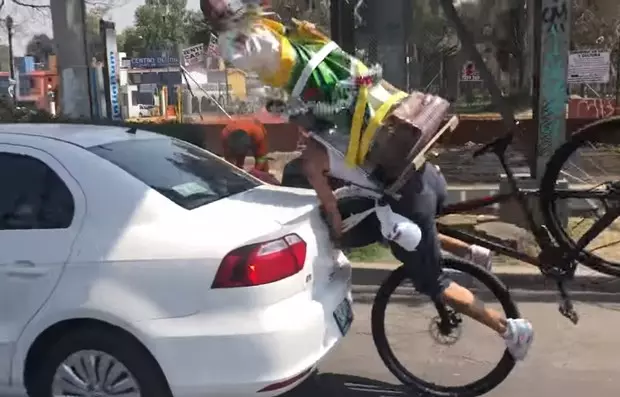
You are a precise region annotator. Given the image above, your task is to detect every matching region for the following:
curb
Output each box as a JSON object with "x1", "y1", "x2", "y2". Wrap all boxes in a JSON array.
[{"x1": 351, "y1": 262, "x2": 620, "y2": 293}]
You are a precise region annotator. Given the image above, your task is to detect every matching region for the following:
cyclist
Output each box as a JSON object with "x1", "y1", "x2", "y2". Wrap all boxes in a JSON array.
[{"x1": 202, "y1": 0, "x2": 533, "y2": 360}]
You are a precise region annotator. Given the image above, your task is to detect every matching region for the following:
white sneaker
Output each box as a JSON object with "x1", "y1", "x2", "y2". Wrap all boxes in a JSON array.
[
  {"x1": 468, "y1": 245, "x2": 492, "y2": 272},
  {"x1": 503, "y1": 318, "x2": 534, "y2": 361}
]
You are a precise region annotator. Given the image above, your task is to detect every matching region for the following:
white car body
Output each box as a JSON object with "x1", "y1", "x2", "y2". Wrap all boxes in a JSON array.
[{"x1": 0, "y1": 124, "x2": 352, "y2": 397}]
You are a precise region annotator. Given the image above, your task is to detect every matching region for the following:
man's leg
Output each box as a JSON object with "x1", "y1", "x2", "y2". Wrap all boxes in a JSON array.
[
  {"x1": 439, "y1": 234, "x2": 492, "y2": 271},
  {"x1": 388, "y1": 164, "x2": 533, "y2": 360}
]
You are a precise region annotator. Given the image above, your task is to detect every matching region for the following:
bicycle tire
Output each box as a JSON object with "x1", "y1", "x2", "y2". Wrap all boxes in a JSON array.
[
  {"x1": 371, "y1": 256, "x2": 519, "y2": 397},
  {"x1": 540, "y1": 116, "x2": 620, "y2": 277}
]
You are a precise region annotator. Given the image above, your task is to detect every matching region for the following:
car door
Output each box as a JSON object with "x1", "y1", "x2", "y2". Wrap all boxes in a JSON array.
[{"x1": 0, "y1": 144, "x2": 85, "y2": 386}]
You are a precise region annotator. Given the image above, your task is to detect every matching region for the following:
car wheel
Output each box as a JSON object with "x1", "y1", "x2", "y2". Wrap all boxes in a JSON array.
[{"x1": 29, "y1": 326, "x2": 171, "y2": 397}]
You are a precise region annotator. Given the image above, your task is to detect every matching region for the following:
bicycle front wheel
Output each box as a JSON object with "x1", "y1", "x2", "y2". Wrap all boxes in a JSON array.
[
  {"x1": 371, "y1": 256, "x2": 519, "y2": 397},
  {"x1": 540, "y1": 116, "x2": 620, "y2": 277}
]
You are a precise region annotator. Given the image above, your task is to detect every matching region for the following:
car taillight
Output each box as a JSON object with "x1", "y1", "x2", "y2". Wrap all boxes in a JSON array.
[{"x1": 212, "y1": 234, "x2": 307, "y2": 288}]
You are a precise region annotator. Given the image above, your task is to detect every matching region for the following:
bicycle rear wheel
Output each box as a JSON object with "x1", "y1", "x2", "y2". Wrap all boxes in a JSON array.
[
  {"x1": 371, "y1": 256, "x2": 519, "y2": 397},
  {"x1": 540, "y1": 117, "x2": 620, "y2": 277}
]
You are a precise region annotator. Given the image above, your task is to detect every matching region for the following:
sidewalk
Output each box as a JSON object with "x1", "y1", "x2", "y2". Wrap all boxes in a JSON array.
[{"x1": 351, "y1": 262, "x2": 620, "y2": 293}]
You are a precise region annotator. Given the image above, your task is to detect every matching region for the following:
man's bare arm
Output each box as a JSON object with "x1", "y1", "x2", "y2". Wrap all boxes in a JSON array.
[{"x1": 300, "y1": 139, "x2": 338, "y2": 215}]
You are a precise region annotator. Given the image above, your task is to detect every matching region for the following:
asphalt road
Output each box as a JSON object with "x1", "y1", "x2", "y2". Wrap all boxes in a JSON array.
[{"x1": 287, "y1": 289, "x2": 620, "y2": 397}]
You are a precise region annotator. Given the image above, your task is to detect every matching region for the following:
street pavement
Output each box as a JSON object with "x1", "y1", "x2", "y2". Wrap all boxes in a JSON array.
[{"x1": 286, "y1": 288, "x2": 620, "y2": 397}]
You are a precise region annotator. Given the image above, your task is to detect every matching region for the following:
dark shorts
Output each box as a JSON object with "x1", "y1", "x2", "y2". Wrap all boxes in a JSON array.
[{"x1": 385, "y1": 163, "x2": 451, "y2": 299}]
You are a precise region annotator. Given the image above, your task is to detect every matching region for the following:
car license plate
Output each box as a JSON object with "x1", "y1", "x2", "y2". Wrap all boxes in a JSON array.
[{"x1": 333, "y1": 298, "x2": 353, "y2": 336}]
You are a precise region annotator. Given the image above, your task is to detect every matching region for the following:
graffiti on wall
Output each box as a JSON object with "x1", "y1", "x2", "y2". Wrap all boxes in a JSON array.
[
  {"x1": 537, "y1": 0, "x2": 569, "y2": 172},
  {"x1": 568, "y1": 98, "x2": 619, "y2": 119}
]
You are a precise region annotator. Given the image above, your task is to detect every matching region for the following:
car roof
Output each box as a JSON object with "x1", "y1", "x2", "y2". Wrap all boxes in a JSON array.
[{"x1": 0, "y1": 123, "x2": 167, "y2": 148}]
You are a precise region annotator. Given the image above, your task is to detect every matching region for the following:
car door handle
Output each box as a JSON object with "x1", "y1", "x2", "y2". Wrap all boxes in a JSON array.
[
  {"x1": 13, "y1": 260, "x2": 35, "y2": 267},
  {"x1": 0, "y1": 261, "x2": 46, "y2": 278}
]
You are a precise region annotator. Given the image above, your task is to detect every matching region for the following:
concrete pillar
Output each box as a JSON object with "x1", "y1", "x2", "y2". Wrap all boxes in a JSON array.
[
  {"x1": 374, "y1": 0, "x2": 407, "y2": 90},
  {"x1": 533, "y1": 0, "x2": 570, "y2": 179},
  {"x1": 51, "y1": 0, "x2": 92, "y2": 119}
]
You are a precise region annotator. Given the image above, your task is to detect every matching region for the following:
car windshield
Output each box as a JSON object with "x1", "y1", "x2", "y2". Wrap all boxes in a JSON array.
[{"x1": 89, "y1": 138, "x2": 260, "y2": 210}]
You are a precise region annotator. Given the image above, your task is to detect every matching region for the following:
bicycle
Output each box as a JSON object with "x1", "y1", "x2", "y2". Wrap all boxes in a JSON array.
[
  {"x1": 328, "y1": 114, "x2": 620, "y2": 397},
  {"x1": 343, "y1": 0, "x2": 620, "y2": 394}
]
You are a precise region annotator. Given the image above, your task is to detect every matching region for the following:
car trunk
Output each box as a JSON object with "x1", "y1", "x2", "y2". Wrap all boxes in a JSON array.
[{"x1": 188, "y1": 185, "x2": 342, "y2": 309}]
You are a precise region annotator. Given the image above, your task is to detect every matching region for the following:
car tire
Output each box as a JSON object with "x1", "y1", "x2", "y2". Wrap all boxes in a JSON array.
[{"x1": 28, "y1": 325, "x2": 171, "y2": 397}]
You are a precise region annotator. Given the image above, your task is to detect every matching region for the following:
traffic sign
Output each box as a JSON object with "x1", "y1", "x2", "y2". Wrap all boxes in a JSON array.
[{"x1": 460, "y1": 61, "x2": 481, "y2": 82}]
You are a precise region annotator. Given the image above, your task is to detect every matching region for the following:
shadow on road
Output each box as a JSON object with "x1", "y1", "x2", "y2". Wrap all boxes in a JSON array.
[{"x1": 285, "y1": 373, "x2": 407, "y2": 397}]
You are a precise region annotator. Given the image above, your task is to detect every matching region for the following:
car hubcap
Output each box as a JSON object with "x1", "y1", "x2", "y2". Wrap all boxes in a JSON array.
[{"x1": 51, "y1": 350, "x2": 141, "y2": 397}]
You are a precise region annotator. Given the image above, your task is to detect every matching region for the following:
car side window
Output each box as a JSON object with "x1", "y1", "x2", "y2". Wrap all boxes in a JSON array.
[{"x1": 0, "y1": 152, "x2": 75, "y2": 230}]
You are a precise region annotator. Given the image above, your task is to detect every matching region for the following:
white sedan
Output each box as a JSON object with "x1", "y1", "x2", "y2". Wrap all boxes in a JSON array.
[{"x1": 0, "y1": 124, "x2": 353, "y2": 397}]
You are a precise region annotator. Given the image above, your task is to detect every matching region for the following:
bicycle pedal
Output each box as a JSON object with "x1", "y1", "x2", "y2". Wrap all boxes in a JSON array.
[{"x1": 558, "y1": 302, "x2": 579, "y2": 325}]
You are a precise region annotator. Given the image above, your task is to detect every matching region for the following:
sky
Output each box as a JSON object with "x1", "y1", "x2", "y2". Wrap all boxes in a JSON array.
[{"x1": 6, "y1": 0, "x2": 202, "y2": 55}]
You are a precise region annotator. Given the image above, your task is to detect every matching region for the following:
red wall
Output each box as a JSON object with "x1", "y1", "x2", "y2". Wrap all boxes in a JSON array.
[{"x1": 567, "y1": 98, "x2": 619, "y2": 119}]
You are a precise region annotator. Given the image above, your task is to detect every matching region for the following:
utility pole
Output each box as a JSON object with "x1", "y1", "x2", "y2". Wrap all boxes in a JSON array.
[
  {"x1": 50, "y1": 0, "x2": 93, "y2": 119},
  {"x1": 330, "y1": 0, "x2": 355, "y2": 54},
  {"x1": 6, "y1": 16, "x2": 15, "y2": 105},
  {"x1": 378, "y1": 0, "x2": 408, "y2": 89}
]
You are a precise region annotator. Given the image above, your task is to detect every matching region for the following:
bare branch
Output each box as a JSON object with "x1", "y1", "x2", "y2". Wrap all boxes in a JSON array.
[{"x1": 11, "y1": 0, "x2": 49, "y2": 8}]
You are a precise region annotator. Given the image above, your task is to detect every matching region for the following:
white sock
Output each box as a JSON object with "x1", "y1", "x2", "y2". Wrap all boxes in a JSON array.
[
  {"x1": 468, "y1": 245, "x2": 491, "y2": 266},
  {"x1": 502, "y1": 323, "x2": 513, "y2": 339}
]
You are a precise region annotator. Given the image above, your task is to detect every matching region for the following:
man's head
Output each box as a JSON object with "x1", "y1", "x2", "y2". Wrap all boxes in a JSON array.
[{"x1": 223, "y1": 129, "x2": 252, "y2": 167}]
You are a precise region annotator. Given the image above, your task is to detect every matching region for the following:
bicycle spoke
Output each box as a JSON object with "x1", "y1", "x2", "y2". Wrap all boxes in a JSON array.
[
  {"x1": 575, "y1": 209, "x2": 620, "y2": 251},
  {"x1": 589, "y1": 238, "x2": 620, "y2": 253}
]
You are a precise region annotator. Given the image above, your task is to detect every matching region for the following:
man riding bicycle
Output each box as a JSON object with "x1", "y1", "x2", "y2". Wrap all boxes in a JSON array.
[{"x1": 201, "y1": 0, "x2": 533, "y2": 361}]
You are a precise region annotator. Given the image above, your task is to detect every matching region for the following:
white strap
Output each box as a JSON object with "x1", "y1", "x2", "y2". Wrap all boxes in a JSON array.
[{"x1": 291, "y1": 41, "x2": 340, "y2": 98}]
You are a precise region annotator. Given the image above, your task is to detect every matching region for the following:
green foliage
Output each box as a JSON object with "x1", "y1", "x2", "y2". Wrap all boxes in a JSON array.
[
  {"x1": 117, "y1": 27, "x2": 146, "y2": 57},
  {"x1": 25, "y1": 34, "x2": 54, "y2": 64},
  {"x1": 0, "y1": 44, "x2": 9, "y2": 73},
  {"x1": 185, "y1": 10, "x2": 212, "y2": 46},
  {"x1": 25, "y1": 6, "x2": 111, "y2": 63},
  {"x1": 134, "y1": 0, "x2": 189, "y2": 52},
  {"x1": 270, "y1": 0, "x2": 330, "y2": 31},
  {"x1": 0, "y1": 100, "x2": 206, "y2": 147},
  {"x1": 347, "y1": 243, "x2": 395, "y2": 263},
  {"x1": 85, "y1": 6, "x2": 110, "y2": 61},
  {"x1": 116, "y1": 0, "x2": 212, "y2": 57}
]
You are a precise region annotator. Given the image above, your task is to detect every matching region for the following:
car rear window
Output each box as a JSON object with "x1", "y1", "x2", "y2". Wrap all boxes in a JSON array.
[{"x1": 89, "y1": 138, "x2": 260, "y2": 210}]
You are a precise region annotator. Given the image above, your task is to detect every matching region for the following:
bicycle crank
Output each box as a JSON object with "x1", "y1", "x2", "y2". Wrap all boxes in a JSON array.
[{"x1": 557, "y1": 281, "x2": 579, "y2": 325}]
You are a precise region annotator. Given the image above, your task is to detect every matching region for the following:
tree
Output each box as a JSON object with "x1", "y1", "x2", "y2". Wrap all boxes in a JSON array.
[
  {"x1": 0, "y1": 44, "x2": 9, "y2": 72},
  {"x1": 134, "y1": 0, "x2": 189, "y2": 53},
  {"x1": 117, "y1": 27, "x2": 146, "y2": 57},
  {"x1": 185, "y1": 9, "x2": 211, "y2": 46},
  {"x1": 0, "y1": 0, "x2": 123, "y2": 11},
  {"x1": 83, "y1": 5, "x2": 112, "y2": 61},
  {"x1": 270, "y1": 0, "x2": 330, "y2": 31},
  {"x1": 25, "y1": 33, "x2": 54, "y2": 63},
  {"x1": 572, "y1": 0, "x2": 620, "y2": 50}
]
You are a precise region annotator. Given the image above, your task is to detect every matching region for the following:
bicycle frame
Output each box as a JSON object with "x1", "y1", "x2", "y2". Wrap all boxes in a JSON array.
[
  {"x1": 433, "y1": 0, "x2": 565, "y2": 271},
  {"x1": 438, "y1": 189, "x2": 543, "y2": 267},
  {"x1": 436, "y1": 132, "x2": 558, "y2": 269}
]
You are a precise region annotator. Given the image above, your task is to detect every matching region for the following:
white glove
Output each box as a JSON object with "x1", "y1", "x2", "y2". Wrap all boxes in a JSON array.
[{"x1": 375, "y1": 203, "x2": 421, "y2": 252}]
